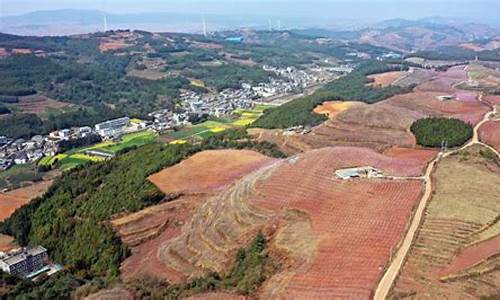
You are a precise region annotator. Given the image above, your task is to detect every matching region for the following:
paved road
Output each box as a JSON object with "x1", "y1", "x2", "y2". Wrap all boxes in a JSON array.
[{"x1": 373, "y1": 92, "x2": 498, "y2": 300}]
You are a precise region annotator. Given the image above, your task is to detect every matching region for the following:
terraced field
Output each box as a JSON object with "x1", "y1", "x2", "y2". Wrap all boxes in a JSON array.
[
  {"x1": 479, "y1": 121, "x2": 500, "y2": 152},
  {"x1": 389, "y1": 145, "x2": 500, "y2": 299},
  {"x1": 0, "y1": 179, "x2": 52, "y2": 221},
  {"x1": 117, "y1": 150, "x2": 277, "y2": 283},
  {"x1": 154, "y1": 147, "x2": 427, "y2": 298}
]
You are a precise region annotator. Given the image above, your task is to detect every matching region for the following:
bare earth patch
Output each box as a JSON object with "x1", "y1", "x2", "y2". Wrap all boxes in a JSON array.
[
  {"x1": 0, "y1": 180, "x2": 52, "y2": 221},
  {"x1": 17, "y1": 95, "x2": 70, "y2": 116},
  {"x1": 367, "y1": 71, "x2": 405, "y2": 87}
]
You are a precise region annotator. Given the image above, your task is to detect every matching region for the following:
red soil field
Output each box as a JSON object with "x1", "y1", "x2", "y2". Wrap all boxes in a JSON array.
[
  {"x1": 120, "y1": 150, "x2": 277, "y2": 283},
  {"x1": 118, "y1": 195, "x2": 208, "y2": 283},
  {"x1": 484, "y1": 95, "x2": 500, "y2": 106},
  {"x1": 250, "y1": 147, "x2": 424, "y2": 298},
  {"x1": 367, "y1": 71, "x2": 404, "y2": 87},
  {"x1": 148, "y1": 149, "x2": 276, "y2": 194},
  {"x1": 383, "y1": 146, "x2": 438, "y2": 165},
  {"x1": 0, "y1": 180, "x2": 52, "y2": 221},
  {"x1": 17, "y1": 95, "x2": 70, "y2": 115},
  {"x1": 415, "y1": 66, "x2": 467, "y2": 93},
  {"x1": 439, "y1": 235, "x2": 500, "y2": 278},
  {"x1": 99, "y1": 42, "x2": 132, "y2": 52},
  {"x1": 479, "y1": 121, "x2": 500, "y2": 152},
  {"x1": 0, "y1": 234, "x2": 18, "y2": 252}
]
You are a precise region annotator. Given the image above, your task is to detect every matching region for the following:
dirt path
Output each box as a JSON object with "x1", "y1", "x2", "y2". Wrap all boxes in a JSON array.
[{"x1": 374, "y1": 92, "x2": 497, "y2": 300}]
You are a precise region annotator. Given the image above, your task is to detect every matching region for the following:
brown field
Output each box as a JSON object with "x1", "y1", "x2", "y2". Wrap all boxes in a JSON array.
[
  {"x1": 313, "y1": 101, "x2": 363, "y2": 119},
  {"x1": 0, "y1": 234, "x2": 18, "y2": 252},
  {"x1": 99, "y1": 42, "x2": 132, "y2": 52},
  {"x1": 0, "y1": 180, "x2": 52, "y2": 221},
  {"x1": 460, "y1": 43, "x2": 485, "y2": 52},
  {"x1": 148, "y1": 149, "x2": 276, "y2": 195},
  {"x1": 415, "y1": 66, "x2": 467, "y2": 94},
  {"x1": 17, "y1": 95, "x2": 70, "y2": 116},
  {"x1": 119, "y1": 150, "x2": 277, "y2": 283},
  {"x1": 479, "y1": 121, "x2": 500, "y2": 152},
  {"x1": 390, "y1": 145, "x2": 500, "y2": 299},
  {"x1": 157, "y1": 147, "x2": 424, "y2": 298},
  {"x1": 484, "y1": 95, "x2": 500, "y2": 106},
  {"x1": 367, "y1": 71, "x2": 405, "y2": 87},
  {"x1": 117, "y1": 195, "x2": 208, "y2": 283},
  {"x1": 0, "y1": 48, "x2": 7, "y2": 57}
]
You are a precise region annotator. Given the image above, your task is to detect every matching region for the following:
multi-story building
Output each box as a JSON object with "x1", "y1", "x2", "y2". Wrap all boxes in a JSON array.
[
  {"x1": 0, "y1": 246, "x2": 49, "y2": 277},
  {"x1": 95, "y1": 117, "x2": 130, "y2": 138}
]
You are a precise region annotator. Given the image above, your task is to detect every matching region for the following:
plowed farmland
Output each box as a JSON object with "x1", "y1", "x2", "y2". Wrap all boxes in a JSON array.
[
  {"x1": 368, "y1": 71, "x2": 405, "y2": 87},
  {"x1": 0, "y1": 180, "x2": 52, "y2": 221},
  {"x1": 148, "y1": 149, "x2": 276, "y2": 194},
  {"x1": 390, "y1": 145, "x2": 500, "y2": 299},
  {"x1": 313, "y1": 101, "x2": 363, "y2": 119},
  {"x1": 252, "y1": 148, "x2": 424, "y2": 298},
  {"x1": 118, "y1": 150, "x2": 277, "y2": 283},
  {"x1": 157, "y1": 147, "x2": 425, "y2": 298},
  {"x1": 479, "y1": 121, "x2": 500, "y2": 152}
]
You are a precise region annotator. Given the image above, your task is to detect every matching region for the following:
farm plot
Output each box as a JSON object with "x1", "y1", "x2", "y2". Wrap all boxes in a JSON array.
[
  {"x1": 250, "y1": 147, "x2": 424, "y2": 299},
  {"x1": 390, "y1": 145, "x2": 500, "y2": 299},
  {"x1": 148, "y1": 149, "x2": 276, "y2": 195},
  {"x1": 313, "y1": 101, "x2": 363, "y2": 119},
  {"x1": 156, "y1": 147, "x2": 425, "y2": 298},
  {"x1": 0, "y1": 234, "x2": 18, "y2": 252},
  {"x1": 0, "y1": 179, "x2": 52, "y2": 221},
  {"x1": 16, "y1": 95, "x2": 70, "y2": 116},
  {"x1": 415, "y1": 66, "x2": 467, "y2": 94},
  {"x1": 479, "y1": 121, "x2": 500, "y2": 153},
  {"x1": 118, "y1": 150, "x2": 277, "y2": 283},
  {"x1": 367, "y1": 71, "x2": 405, "y2": 87},
  {"x1": 164, "y1": 105, "x2": 272, "y2": 144}
]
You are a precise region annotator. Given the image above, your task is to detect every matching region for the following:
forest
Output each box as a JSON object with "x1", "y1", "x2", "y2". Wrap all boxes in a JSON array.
[
  {"x1": 410, "y1": 117, "x2": 473, "y2": 148},
  {"x1": 0, "y1": 129, "x2": 285, "y2": 298},
  {"x1": 252, "y1": 61, "x2": 412, "y2": 129}
]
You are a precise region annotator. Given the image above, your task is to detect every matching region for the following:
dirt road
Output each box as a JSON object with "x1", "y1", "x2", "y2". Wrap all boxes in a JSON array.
[{"x1": 373, "y1": 92, "x2": 498, "y2": 300}]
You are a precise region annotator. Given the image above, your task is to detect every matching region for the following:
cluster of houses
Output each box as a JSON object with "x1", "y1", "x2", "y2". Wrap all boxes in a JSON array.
[
  {"x1": 0, "y1": 117, "x2": 146, "y2": 171},
  {"x1": 0, "y1": 135, "x2": 58, "y2": 170}
]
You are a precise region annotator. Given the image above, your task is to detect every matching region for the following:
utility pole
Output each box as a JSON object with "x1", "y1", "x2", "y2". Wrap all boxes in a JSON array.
[
  {"x1": 278, "y1": 20, "x2": 282, "y2": 31},
  {"x1": 268, "y1": 19, "x2": 273, "y2": 32}
]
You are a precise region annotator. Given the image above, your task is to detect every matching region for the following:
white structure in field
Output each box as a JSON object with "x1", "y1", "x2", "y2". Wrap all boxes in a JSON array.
[
  {"x1": 335, "y1": 167, "x2": 384, "y2": 180},
  {"x1": 95, "y1": 117, "x2": 130, "y2": 138}
]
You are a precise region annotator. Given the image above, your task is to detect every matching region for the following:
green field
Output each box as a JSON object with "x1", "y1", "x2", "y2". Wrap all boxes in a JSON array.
[
  {"x1": 165, "y1": 105, "x2": 272, "y2": 144},
  {"x1": 39, "y1": 131, "x2": 159, "y2": 170}
]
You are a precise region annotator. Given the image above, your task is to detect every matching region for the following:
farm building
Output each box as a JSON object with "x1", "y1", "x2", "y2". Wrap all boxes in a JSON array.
[{"x1": 335, "y1": 166, "x2": 384, "y2": 180}]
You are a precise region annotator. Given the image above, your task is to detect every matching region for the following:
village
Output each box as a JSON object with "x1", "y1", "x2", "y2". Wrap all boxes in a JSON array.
[{"x1": 0, "y1": 64, "x2": 345, "y2": 172}]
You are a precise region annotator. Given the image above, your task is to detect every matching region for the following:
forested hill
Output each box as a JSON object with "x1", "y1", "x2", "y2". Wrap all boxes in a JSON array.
[
  {"x1": 0, "y1": 129, "x2": 285, "y2": 297},
  {"x1": 251, "y1": 61, "x2": 412, "y2": 129}
]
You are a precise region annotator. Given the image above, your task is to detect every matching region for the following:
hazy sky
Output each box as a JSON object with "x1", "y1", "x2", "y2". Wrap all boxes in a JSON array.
[{"x1": 1, "y1": 0, "x2": 500, "y2": 23}]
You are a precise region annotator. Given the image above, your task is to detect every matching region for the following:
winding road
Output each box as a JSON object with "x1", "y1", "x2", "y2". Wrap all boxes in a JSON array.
[{"x1": 373, "y1": 93, "x2": 499, "y2": 300}]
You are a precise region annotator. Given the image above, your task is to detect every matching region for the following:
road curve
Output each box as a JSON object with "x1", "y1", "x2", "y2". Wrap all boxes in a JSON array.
[{"x1": 373, "y1": 92, "x2": 496, "y2": 300}]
